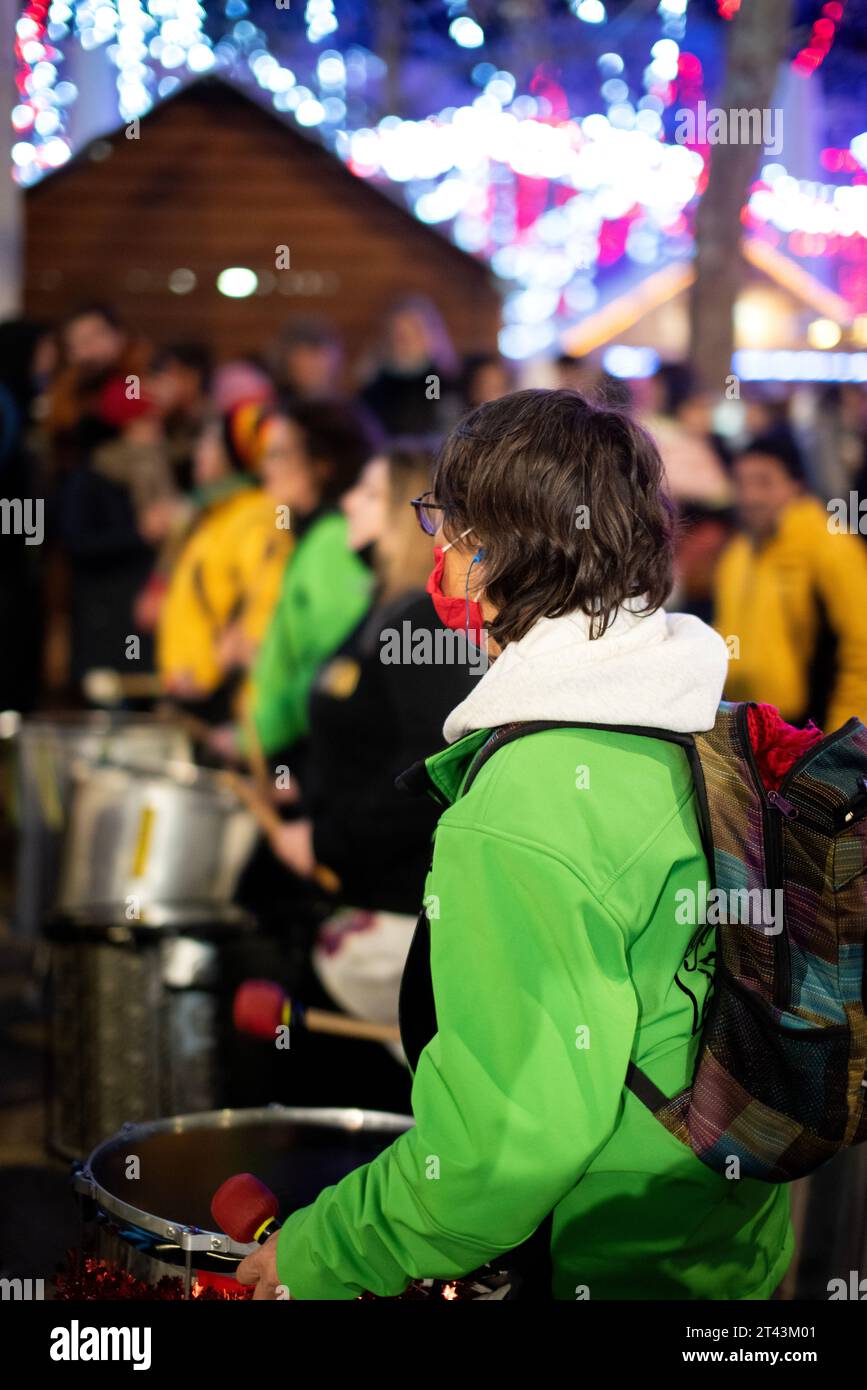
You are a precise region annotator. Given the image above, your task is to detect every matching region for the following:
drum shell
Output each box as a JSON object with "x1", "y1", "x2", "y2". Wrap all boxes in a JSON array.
[
  {"x1": 5, "y1": 714, "x2": 190, "y2": 937},
  {"x1": 58, "y1": 761, "x2": 257, "y2": 918},
  {"x1": 77, "y1": 1107, "x2": 414, "y2": 1287}
]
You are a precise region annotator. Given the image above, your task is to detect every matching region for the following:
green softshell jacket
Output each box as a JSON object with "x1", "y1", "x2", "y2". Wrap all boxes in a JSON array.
[
  {"x1": 250, "y1": 511, "x2": 373, "y2": 755},
  {"x1": 275, "y1": 726, "x2": 795, "y2": 1299}
]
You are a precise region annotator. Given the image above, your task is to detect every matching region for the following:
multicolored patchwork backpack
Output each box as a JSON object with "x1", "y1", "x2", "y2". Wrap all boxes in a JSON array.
[{"x1": 460, "y1": 701, "x2": 867, "y2": 1183}]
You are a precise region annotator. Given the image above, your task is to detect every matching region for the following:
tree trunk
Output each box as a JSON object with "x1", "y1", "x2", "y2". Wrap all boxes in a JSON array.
[
  {"x1": 500, "y1": 0, "x2": 553, "y2": 73},
  {"x1": 0, "y1": 0, "x2": 22, "y2": 316},
  {"x1": 689, "y1": 0, "x2": 794, "y2": 393},
  {"x1": 375, "y1": 0, "x2": 403, "y2": 115}
]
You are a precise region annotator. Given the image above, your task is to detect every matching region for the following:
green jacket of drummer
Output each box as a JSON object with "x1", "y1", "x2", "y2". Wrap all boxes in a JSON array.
[
  {"x1": 250, "y1": 510, "x2": 373, "y2": 756},
  {"x1": 273, "y1": 723, "x2": 794, "y2": 1300}
]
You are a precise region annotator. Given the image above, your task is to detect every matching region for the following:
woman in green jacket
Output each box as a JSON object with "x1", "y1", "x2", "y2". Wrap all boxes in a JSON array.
[
  {"x1": 247, "y1": 398, "x2": 380, "y2": 761},
  {"x1": 238, "y1": 388, "x2": 794, "y2": 1300}
]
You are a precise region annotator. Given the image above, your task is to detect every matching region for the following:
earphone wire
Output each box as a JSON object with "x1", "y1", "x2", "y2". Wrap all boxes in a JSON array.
[{"x1": 465, "y1": 547, "x2": 484, "y2": 642}]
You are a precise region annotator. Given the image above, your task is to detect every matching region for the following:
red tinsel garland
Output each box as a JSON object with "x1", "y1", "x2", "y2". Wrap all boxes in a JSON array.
[
  {"x1": 54, "y1": 1254, "x2": 252, "y2": 1300},
  {"x1": 54, "y1": 1253, "x2": 492, "y2": 1300}
]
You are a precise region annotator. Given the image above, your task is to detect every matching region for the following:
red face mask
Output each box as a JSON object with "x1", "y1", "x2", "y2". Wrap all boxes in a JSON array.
[{"x1": 426, "y1": 531, "x2": 486, "y2": 647}]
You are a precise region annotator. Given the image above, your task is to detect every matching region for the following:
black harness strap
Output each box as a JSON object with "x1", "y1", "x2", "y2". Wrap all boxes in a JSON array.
[{"x1": 624, "y1": 1059, "x2": 671, "y2": 1113}]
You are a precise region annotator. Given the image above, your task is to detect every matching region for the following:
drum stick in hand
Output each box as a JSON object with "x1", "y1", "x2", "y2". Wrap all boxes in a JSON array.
[
  {"x1": 233, "y1": 978, "x2": 401, "y2": 1045},
  {"x1": 219, "y1": 772, "x2": 339, "y2": 895},
  {"x1": 219, "y1": 770, "x2": 282, "y2": 839},
  {"x1": 239, "y1": 701, "x2": 270, "y2": 791}
]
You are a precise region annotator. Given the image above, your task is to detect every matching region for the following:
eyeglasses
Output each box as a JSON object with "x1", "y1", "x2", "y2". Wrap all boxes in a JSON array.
[{"x1": 410, "y1": 491, "x2": 447, "y2": 536}]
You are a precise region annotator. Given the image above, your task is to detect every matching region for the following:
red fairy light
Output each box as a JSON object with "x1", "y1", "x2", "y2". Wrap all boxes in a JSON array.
[
  {"x1": 677, "y1": 53, "x2": 703, "y2": 80},
  {"x1": 821, "y1": 148, "x2": 860, "y2": 175},
  {"x1": 793, "y1": 0, "x2": 846, "y2": 75},
  {"x1": 529, "y1": 67, "x2": 569, "y2": 123}
]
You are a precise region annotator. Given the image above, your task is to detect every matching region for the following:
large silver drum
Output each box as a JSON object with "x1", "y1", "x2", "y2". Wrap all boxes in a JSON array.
[
  {"x1": 74, "y1": 1106, "x2": 414, "y2": 1293},
  {"x1": 58, "y1": 760, "x2": 257, "y2": 923},
  {"x1": 3, "y1": 711, "x2": 191, "y2": 937}
]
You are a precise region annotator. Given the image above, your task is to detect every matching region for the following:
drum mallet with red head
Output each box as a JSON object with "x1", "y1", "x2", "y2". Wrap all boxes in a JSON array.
[
  {"x1": 211, "y1": 1173, "x2": 281, "y2": 1246},
  {"x1": 232, "y1": 979, "x2": 401, "y2": 1045}
]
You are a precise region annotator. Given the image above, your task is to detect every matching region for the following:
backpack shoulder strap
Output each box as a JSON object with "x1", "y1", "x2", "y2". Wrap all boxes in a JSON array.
[{"x1": 461, "y1": 718, "x2": 715, "y2": 873}]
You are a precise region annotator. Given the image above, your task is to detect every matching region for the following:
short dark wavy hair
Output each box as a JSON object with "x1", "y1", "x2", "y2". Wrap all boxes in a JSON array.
[
  {"x1": 265, "y1": 394, "x2": 384, "y2": 504},
  {"x1": 433, "y1": 388, "x2": 676, "y2": 646}
]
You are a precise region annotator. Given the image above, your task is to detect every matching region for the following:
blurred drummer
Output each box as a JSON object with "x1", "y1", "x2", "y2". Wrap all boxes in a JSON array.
[
  {"x1": 265, "y1": 441, "x2": 477, "y2": 1110},
  {"x1": 237, "y1": 389, "x2": 793, "y2": 1301},
  {"x1": 268, "y1": 440, "x2": 475, "y2": 908},
  {"x1": 152, "y1": 402, "x2": 289, "y2": 716},
  {"x1": 232, "y1": 397, "x2": 381, "y2": 774}
]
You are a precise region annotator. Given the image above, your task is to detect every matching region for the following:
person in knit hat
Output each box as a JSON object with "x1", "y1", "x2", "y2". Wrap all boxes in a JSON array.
[{"x1": 154, "y1": 401, "x2": 290, "y2": 704}]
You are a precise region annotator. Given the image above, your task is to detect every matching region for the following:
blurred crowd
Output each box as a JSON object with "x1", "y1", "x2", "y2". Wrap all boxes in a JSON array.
[
  {"x1": 3, "y1": 298, "x2": 867, "y2": 739},
  {"x1": 4, "y1": 294, "x2": 867, "y2": 1110},
  {"x1": 0, "y1": 298, "x2": 511, "y2": 716}
]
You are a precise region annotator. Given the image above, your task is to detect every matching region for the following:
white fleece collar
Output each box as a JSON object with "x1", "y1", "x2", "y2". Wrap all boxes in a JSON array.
[{"x1": 443, "y1": 600, "x2": 729, "y2": 744}]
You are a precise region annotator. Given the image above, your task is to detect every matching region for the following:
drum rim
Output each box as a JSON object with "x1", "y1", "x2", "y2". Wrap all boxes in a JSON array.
[
  {"x1": 78, "y1": 1105, "x2": 414, "y2": 1257},
  {"x1": 67, "y1": 756, "x2": 241, "y2": 800},
  {"x1": 14, "y1": 711, "x2": 187, "y2": 734},
  {"x1": 49, "y1": 901, "x2": 255, "y2": 933}
]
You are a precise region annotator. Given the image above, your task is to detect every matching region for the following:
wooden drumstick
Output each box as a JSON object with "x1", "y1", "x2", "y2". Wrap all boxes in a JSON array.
[
  {"x1": 302, "y1": 1008, "x2": 401, "y2": 1045},
  {"x1": 219, "y1": 770, "x2": 343, "y2": 895},
  {"x1": 240, "y1": 701, "x2": 270, "y2": 791},
  {"x1": 84, "y1": 675, "x2": 223, "y2": 759},
  {"x1": 219, "y1": 769, "x2": 282, "y2": 839},
  {"x1": 83, "y1": 668, "x2": 165, "y2": 704},
  {"x1": 155, "y1": 706, "x2": 215, "y2": 746}
]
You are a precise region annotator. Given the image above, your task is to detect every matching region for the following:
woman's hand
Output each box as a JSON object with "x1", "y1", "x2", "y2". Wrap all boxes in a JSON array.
[
  {"x1": 133, "y1": 582, "x2": 165, "y2": 633},
  {"x1": 273, "y1": 777, "x2": 301, "y2": 805},
  {"x1": 139, "y1": 496, "x2": 182, "y2": 544},
  {"x1": 206, "y1": 722, "x2": 243, "y2": 764},
  {"x1": 217, "y1": 622, "x2": 258, "y2": 673},
  {"x1": 235, "y1": 1232, "x2": 293, "y2": 1300},
  {"x1": 268, "y1": 819, "x2": 316, "y2": 877},
  {"x1": 164, "y1": 669, "x2": 209, "y2": 700}
]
